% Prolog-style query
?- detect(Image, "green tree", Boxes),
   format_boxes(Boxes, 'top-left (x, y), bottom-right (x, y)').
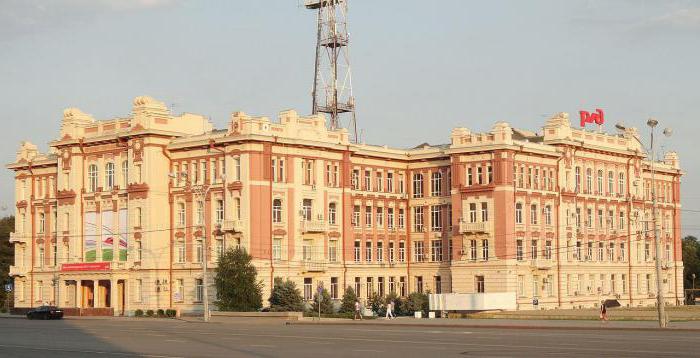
top-left (310, 288), bottom-right (334, 314)
top-left (0, 216), bottom-right (15, 310)
top-left (214, 247), bottom-right (263, 312)
top-left (401, 292), bottom-right (429, 316)
top-left (339, 286), bottom-right (358, 313)
top-left (268, 278), bottom-right (304, 312)
top-left (683, 236), bottom-right (700, 289)
top-left (367, 292), bottom-right (385, 316)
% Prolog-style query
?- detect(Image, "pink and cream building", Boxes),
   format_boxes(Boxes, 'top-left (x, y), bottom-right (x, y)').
top-left (7, 96), bottom-right (684, 315)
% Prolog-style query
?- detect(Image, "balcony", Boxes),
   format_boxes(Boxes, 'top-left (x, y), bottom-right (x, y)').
top-left (9, 232), bottom-right (26, 244)
top-left (459, 221), bottom-right (486, 234)
top-left (221, 220), bottom-right (244, 233)
top-left (303, 260), bottom-right (327, 272)
top-left (9, 265), bottom-right (26, 277)
top-left (530, 259), bottom-right (553, 270)
top-left (301, 220), bottom-right (327, 233)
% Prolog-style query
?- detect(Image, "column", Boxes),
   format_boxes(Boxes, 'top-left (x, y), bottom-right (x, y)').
top-left (110, 279), bottom-right (118, 316)
top-left (93, 280), bottom-right (99, 308)
top-left (77, 280), bottom-right (83, 308)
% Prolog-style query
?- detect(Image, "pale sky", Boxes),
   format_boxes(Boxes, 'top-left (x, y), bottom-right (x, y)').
top-left (1, 0), bottom-right (699, 237)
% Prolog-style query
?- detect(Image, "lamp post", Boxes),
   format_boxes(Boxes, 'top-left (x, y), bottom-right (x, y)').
top-left (616, 119), bottom-right (672, 328)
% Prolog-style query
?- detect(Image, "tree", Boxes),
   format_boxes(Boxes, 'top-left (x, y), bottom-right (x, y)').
top-left (367, 292), bottom-right (385, 316)
top-left (683, 236), bottom-right (700, 289)
top-left (268, 278), bottom-right (304, 312)
top-left (402, 292), bottom-right (429, 316)
top-left (0, 216), bottom-right (15, 310)
top-left (214, 247), bottom-right (263, 312)
top-left (310, 288), bottom-right (334, 314)
top-left (339, 286), bottom-right (358, 313)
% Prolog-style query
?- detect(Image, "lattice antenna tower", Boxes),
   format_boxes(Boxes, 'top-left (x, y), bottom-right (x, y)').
top-left (306, 0), bottom-right (358, 142)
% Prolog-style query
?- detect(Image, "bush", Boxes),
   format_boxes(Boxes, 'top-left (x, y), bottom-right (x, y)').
top-left (135, 309), bottom-right (144, 317)
top-left (146, 309), bottom-right (155, 317)
top-left (156, 309), bottom-right (166, 317)
top-left (310, 288), bottom-right (334, 315)
top-left (402, 292), bottom-right (429, 316)
top-left (268, 278), bottom-right (305, 312)
top-left (367, 292), bottom-right (385, 316)
top-left (339, 286), bottom-right (358, 314)
top-left (384, 292), bottom-right (401, 315)
top-left (165, 309), bottom-right (177, 318)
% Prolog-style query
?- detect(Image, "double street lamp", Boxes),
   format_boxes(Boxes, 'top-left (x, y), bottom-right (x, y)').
top-left (617, 118), bottom-right (672, 328)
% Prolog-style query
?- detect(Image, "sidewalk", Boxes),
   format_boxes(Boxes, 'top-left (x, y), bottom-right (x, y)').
top-left (289, 316), bottom-right (700, 331)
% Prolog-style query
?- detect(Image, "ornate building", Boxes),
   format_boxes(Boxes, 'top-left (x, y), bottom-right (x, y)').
top-left (7, 96), bottom-right (683, 315)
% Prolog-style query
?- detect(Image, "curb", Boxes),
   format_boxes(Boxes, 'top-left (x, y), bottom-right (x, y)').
top-left (0, 315), bottom-right (24, 319)
top-left (285, 320), bottom-right (700, 332)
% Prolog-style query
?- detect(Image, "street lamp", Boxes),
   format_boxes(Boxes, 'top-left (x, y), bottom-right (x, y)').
top-left (617, 119), bottom-right (672, 328)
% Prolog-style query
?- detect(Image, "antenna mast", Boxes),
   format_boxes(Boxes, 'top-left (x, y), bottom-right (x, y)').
top-left (306, 0), bottom-right (358, 143)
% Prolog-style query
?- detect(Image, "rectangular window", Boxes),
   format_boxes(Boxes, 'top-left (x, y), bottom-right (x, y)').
top-left (399, 277), bottom-right (406, 297)
top-left (416, 276), bottom-right (424, 294)
top-left (352, 205), bottom-right (360, 227)
top-left (387, 172), bottom-right (394, 192)
top-left (431, 240), bottom-right (443, 262)
top-left (365, 241), bottom-right (372, 262)
top-left (216, 199), bottom-right (224, 224)
top-left (354, 277), bottom-right (361, 298)
top-left (376, 172), bottom-right (383, 192)
top-left (469, 203), bottom-right (477, 223)
top-left (387, 208), bottom-right (394, 229)
top-left (134, 279), bottom-right (143, 302)
top-left (177, 244), bottom-right (185, 263)
top-left (431, 172), bottom-right (442, 196)
top-left (376, 207), bottom-right (383, 227)
top-left (329, 240), bottom-right (337, 262)
top-left (354, 241), bottom-right (361, 262)
top-left (378, 277), bottom-right (385, 296)
top-left (195, 279), bottom-right (203, 302)
top-left (475, 275), bottom-right (485, 293)
top-left (352, 169), bottom-right (360, 190)
top-left (304, 278), bottom-right (312, 300)
top-left (516, 240), bottom-right (524, 261)
top-left (398, 209), bottom-right (405, 229)
top-left (272, 238), bottom-right (282, 261)
top-left (330, 277), bottom-right (338, 299)
top-left (531, 240), bottom-right (538, 259)
top-left (482, 239), bottom-right (489, 261)
top-left (365, 206), bottom-right (372, 227)
top-left (195, 240), bottom-right (203, 263)
top-left (412, 173), bottom-right (423, 198)
top-left (389, 241), bottom-right (395, 262)
top-left (376, 241), bottom-right (384, 262)
top-left (470, 239), bottom-right (477, 261)
top-left (364, 170), bottom-right (371, 191)
top-left (430, 205), bottom-right (442, 231)
top-left (545, 240), bottom-right (552, 260)
top-left (413, 206), bottom-right (424, 232)
top-left (414, 241), bottom-right (424, 262)
top-left (366, 277), bottom-right (374, 298)
top-left (398, 173), bottom-right (405, 194)
top-left (481, 202), bottom-right (488, 222)
top-left (399, 241), bottom-right (406, 262)
top-left (175, 279), bottom-right (184, 302)
top-left (467, 167), bottom-right (473, 186)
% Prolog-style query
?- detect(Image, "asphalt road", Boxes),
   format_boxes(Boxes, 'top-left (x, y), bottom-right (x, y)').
top-left (0, 317), bottom-right (698, 358)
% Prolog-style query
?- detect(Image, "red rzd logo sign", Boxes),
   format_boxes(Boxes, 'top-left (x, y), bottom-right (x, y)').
top-left (579, 109), bottom-right (604, 127)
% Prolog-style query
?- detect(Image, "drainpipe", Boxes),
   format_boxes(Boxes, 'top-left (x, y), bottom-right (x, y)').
top-left (555, 152), bottom-right (565, 308)
top-left (626, 154), bottom-right (634, 306)
top-left (161, 146), bottom-right (174, 308)
top-left (28, 161), bottom-right (35, 307)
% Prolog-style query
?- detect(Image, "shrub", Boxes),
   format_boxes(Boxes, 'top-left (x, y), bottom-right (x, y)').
top-left (310, 288), bottom-right (334, 315)
top-left (0, 307), bottom-right (7, 314)
top-left (146, 309), bottom-right (155, 317)
top-left (268, 278), bottom-right (305, 312)
top-left (367, 292), bottom-right (385, 316)
top-left (134, 309), bottom-right (144, 317)
top-left (156, 309), bottom-right (166, 317)
top-left (165, 309), bottom-right (177, 318)
top-left (402, 292), bottom-right (429, 316)
top-left (339, 286), bottom-right (358, 314)
top-left (384, 292), bottom-right (401, 315)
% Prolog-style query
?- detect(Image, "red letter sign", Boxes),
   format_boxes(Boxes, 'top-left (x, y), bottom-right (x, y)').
top-left (579, 109), bottom-right (605, 127)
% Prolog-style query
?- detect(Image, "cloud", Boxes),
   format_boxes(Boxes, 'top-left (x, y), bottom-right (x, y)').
top-left (650, 7), bottom-right (700, 28)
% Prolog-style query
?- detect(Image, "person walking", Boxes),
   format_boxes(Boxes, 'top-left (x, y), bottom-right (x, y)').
top-left (600, 301), bottom-right (608, 322)
top-left (385, 300), bottom-right (395, 320)
top-left (354, 300), bottom-right (363, 321)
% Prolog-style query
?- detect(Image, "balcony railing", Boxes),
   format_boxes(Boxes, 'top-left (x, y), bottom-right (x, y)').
top-left (9, 265), bottom-right (26, 277)
top-left (301, 220), bottom-right (327, 233)
top-left (530, 259), bottom-right (553, 270)
top-left (303, 260), bottom-right (327, 272)
top-left (9, 232), bottom-right (26, 244)
top-left (221, 220), bottom-right (244, 233)
top-left (459, 221), bottom-right (486, 234)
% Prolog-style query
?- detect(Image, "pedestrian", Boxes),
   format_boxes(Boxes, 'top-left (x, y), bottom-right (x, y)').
top-left (354, 300), bottom-right (362, 321)
top-left (600, 301), bottom-right (608, 322)
top-left (385, 300), bottom-right (395, 320)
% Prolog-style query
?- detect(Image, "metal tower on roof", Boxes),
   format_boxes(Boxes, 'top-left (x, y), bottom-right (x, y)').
top-left (306, 0), bottom-right (358, 142)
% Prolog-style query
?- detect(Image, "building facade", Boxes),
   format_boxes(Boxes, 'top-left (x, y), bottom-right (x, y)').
top-left (7, 96), bottom-right (684, 315)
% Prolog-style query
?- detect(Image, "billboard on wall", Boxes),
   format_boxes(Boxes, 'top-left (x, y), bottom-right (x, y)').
top-left (101, 211), bottom-right (114, 261)
top-left (119, 208), bottom-right (128, 261)
top-left (84, 212), bottom-right (97, 262)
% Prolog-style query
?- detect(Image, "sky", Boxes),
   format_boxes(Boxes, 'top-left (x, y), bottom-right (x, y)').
top-left (1, 0), bottom-right (699, 237)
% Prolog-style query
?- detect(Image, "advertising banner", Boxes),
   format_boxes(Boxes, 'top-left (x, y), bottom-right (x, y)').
top-left (101, 211), bottom-right (114, 261)
top-left (84, 212), bottom-right (97, 262)
top-left (119, 208), bottom-right (128, 261)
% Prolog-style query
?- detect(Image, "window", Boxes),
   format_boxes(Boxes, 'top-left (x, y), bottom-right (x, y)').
top-left (481, 239), bottom-right (489, 260)
top-left (177, 244), bottom-right (185, 263)
top-left (620, 242), bottom-right (626, 261)
top-left (352, 206), bottom-right (360, 227)
top-left (431, 240), bottom-right (443, 262)
top-left (195, 240), bottom-right (203, 263)
top-left (469, 203), bottom-right (477, 223)
top-left (608, 210), bottom-right (615, 229)
top-left (329, 203), bottom-right (337, 225)
top-left (475, 275), bottom-right (485, 293)
top-left (329, 240), bottom-right (338, 262)
top-left (235, 198), bottom-right (241, 220)
top-left (272, 199), bottom-right (282, 223)
top-left (195, 279), bottom-right (203, 302)
top-left (387, 172), bottom-right (394, 192)
top-left (215, 200), bottom-right (224, 224)
top-left (622, 274), bottom-right (627, 294)
top-left (608, 171), bottom-right (614, 195)
top-left (413, 206), bottom-right (424, 232)
top-left (487, 165), bottom-right (493, 183)
top-left (530, 204), bottom-right (538, 225)
top-left (38, 247), bottom-right (45, 267)
top-left (398, 209), bottom-right (405, 229)
top-left (431, 172), bottom-right (442, 196)
top-left (134, 279), bottom-right (143, 302)
top-left (587, 208), bottom-right (592, 228)
top-left (389, 241), bottom-right (395, 262)
top-left (376, 241), bottom-right (384, 262)
top-left (467, 167), bottom-right (473, 186)
top-left (430, 205), bottom-right (442, 231)
top-left (354, 277), bottom-right (361, 298)
top-left (272, 238), bottom-right (282, 260)
top-left (364, 170), bottom-right (371, 191)
top-left (531, 240), bottom-right (538, 259)
top-left (304, 278), bottom-right (312, 300)
top-left (234, 156), bottom-right (241, 181)
top-left (177, 203), bottom-right (186, 227)
top-left (196, 201), bottom-right (204, 226)
top-left (414, 241), bottom-right (424, 262)
top-left (389, 277), bottom-right (396, 294)
top-left (515, 203), bottom-right (523, 224)
top-left (38, 213), bottom-right (45, 234)
top-left (351, 170), bottom-right (360, 190)
top-left (609, 242), bottom-right (615, 261)
top-left (534, 168), bottom-right (539, 189)
top-left (416, 276), bottom-right (424, 293)
top-left (545, 275), bottom-right (554, 296)
top-left (481, 203), bottom-right (488, 222)
top-left (376, 207), bottom-right (384, 227)
top-left (365, 206), bottom-right (372, 227)
top-left (575, 167), bottom-right (581, 192)
top-left (516, 240), bottom-right (524, 261)
top-left (597, 209), bottom-right (604, 228)
top-left (597, 169), bottom-right (603, 194)
top-left (387, 208), bottom-right (394, 229)
top-left (121, 160), bottom-right (129, 188)
top-left (366, 277), bottom-right (374, 297)
top-left (378, 277), bottom-right (385, 296)
top-left (399, 241), bottom-right (406, 262)
top-left (354, 241), bottom-right (361, 262)
top-left (544, 205), bottom-right (552, 226)
top-left (412, 173), bottom-right (423, 198)
top-left (88, 164), bottom-right (98, 192)
top-left (618, 173), bottom-right (625, 196)
top-left (470, 239), bottom-right (477, 261)
top-left (303, 240), bottom-right (313, 261)
top-left (303, 199), bottom-right (313, 221)
top-left (586, 168), bottom-right (592, 193)
top-left (330, 277), bottom-right (338, 299)
top-left (215, 239), bottom-right (224, 260)
top-left (376, 172), bottom-right (383, 192)
top-left (136, 241), bottom-right (142, 262)
top-left (398, 173), bottom-right (405, 194)
top-left (365, 241), bottom-right (372, 262)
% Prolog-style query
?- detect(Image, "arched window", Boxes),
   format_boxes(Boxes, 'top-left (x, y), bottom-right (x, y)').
top-left (328, 203), bottom-right (337, 225)
top-left (515, 203), bottom-right (523, 224)
top-left (272, 199), bottom-right (282, 223)
top-left (105, 162), bottom-right (115, 190)
top-left (88, 164), bottom-right (98, 192)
